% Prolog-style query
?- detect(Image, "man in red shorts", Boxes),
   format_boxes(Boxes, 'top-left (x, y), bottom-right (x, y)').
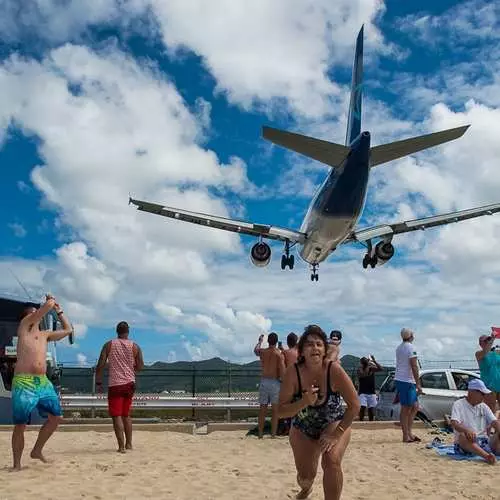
top-left (95, 321), bottom-right (144, 452)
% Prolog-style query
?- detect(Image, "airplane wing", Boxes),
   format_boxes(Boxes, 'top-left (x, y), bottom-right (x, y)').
top-left (345, 202), bottom-right (500, 243)
top-left (129, 198), bottom-right (306, 243)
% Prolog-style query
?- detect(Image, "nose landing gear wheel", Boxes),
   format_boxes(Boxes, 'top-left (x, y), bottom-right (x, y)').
top-left (310, 264), bottom-right (319, 281)
top-left (281, 241), bottom-right (295, 270)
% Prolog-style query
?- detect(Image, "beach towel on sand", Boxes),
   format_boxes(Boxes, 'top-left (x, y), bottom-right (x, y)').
top-left (427, 438), bottom-right (500, 462)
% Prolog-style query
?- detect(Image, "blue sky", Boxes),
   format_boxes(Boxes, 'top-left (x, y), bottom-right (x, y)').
top-left (1, 0), bottom-right (500, 367)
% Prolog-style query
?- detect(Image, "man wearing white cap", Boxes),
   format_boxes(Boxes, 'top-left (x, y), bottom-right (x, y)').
top-left (394, 328), bottom-right (422, 443)
top-left (450, 379), bottom-right (499, 464)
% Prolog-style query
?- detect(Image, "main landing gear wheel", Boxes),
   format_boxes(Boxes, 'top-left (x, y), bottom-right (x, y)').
top-left (310, 264), bottom-right (319, 281)
top-left (362, 253), bottom-right (377, 269)
top-left (281, 240), bottom-right (295, 270)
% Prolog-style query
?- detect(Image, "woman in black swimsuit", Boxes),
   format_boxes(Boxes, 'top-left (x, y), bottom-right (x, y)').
top-left (278, 325), bottom-right (359, 500)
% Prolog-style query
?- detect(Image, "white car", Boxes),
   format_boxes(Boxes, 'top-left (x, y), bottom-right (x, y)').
top-left (375, 368), bottom-right (481, 422)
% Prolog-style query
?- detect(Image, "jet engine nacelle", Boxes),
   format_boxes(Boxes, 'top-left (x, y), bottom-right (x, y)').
top-left (250, 242), bottom-right (271, 267)
top-left (373, 241), bottom-right (394, 267)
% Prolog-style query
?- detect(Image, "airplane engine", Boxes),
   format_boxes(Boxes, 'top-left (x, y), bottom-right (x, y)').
top-left (374, 241), bottom-right (394, 266)
top-left (250, 242), bottom-right (271, 267)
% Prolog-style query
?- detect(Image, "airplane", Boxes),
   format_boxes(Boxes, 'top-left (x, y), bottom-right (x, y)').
top-left (129, 25), bottom-right (500, 282)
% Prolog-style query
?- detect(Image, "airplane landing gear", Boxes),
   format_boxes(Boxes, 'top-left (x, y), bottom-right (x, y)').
top-left (310, 264), bottom-right (319, 281)
top-left (281, 240), bottom-right (295, 270)
top-left (362, 239), bottom-right (377, 269)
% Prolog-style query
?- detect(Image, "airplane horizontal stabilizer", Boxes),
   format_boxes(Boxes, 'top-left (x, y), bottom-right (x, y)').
top-left (370, 125), bottom-right (470, 167)
top-left (262, 126), bottom-right (349, 168)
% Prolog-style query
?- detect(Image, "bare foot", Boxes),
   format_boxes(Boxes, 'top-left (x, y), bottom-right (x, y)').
top-left (125, 444), bottom-right (133, 451)
top-left (30, 451), bottom-right (52, 463)
top-left (9, 465), bottom-right (23, 472)
top-left (485, 453), bottom-right (496, 465)
top-left (117, 448), bottom-right (126, 454)
top-left (296, 486), bottom-right (312, 499)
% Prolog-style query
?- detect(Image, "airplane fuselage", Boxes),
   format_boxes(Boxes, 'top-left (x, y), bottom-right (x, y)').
top-left (299, 131), bottom-right (371, 264)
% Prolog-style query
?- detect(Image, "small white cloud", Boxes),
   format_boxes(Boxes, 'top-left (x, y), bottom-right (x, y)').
top-left (8, 223), bottom-right (27, 238)
top-left (76, 352), bottom-right (88, 366)
top-left (17, 180), bottom-right (31, 193)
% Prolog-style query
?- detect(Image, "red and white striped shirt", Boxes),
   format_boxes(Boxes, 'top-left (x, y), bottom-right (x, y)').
top-left (108, 338), bottom-right (136, 387)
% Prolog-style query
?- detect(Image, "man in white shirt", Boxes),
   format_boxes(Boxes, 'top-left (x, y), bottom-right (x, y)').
top-left (451, 379), bottom-right (499, 465)
top-left (394, 328), bottom-right (422, 443)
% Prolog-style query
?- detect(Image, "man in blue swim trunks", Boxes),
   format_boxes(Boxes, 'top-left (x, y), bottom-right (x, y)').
top-left (394, 328), bottom-right (422, 443)
top-left (11, 294), bottom-right (73, 471)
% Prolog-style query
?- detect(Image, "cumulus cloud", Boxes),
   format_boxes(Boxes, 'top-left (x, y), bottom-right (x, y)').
top-left (76, 352), bottom-right (89, 366)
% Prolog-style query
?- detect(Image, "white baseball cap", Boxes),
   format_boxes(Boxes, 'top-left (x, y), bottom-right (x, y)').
top-left (468, 379), bottom-right (491, 394)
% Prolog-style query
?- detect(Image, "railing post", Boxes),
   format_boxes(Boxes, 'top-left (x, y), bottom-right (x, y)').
top-left (191, 365), bottom-right (196, 419)
top-left (91, 366), bottom-right (96, 419)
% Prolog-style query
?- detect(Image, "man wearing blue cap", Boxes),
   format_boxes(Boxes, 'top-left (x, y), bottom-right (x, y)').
top-left (450, 378), bottom-right (499, 464)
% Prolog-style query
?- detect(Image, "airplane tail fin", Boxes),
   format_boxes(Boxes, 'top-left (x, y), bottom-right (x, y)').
top-left (345, 25), bottom-right (364, 146)
top-left (369, 125), bottom-right (470, 167)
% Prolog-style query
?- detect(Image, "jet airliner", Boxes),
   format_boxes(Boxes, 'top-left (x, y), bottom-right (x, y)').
top-left (130, 26), bottom-right (500, 281)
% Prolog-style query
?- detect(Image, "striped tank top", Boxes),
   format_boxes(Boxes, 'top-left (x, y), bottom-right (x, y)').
top-left (108, 338), bottom-right (136, 387)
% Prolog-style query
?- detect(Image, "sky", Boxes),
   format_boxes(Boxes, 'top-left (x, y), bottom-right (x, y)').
top-left (1, 0), bottom-right (500, 367)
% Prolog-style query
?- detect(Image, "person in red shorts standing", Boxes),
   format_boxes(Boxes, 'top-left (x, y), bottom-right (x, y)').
top-left (95, 321), bottom-right (144, 453)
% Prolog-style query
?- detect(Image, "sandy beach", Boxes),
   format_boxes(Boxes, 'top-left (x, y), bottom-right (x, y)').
top-left (0, 427), bottom-right (497, 500)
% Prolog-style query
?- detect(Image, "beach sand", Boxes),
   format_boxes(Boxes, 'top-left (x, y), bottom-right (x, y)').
top-left (0, 427), bottom-right (497, 499)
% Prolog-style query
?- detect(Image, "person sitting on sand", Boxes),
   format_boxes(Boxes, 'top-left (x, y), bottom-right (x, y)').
top-left (450, 378), bottom-right (499, 465)
top-left (11, 294), bottom-right (73, 471)
top-left (254, 332), bottom-right (285, 438)
top-left (278, 325), bottom-right (360, 500)
top-left (95, 321), bottom-right (144, 453)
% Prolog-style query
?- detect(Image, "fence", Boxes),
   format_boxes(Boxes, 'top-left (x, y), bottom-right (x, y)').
top-left (58, 359), bottom-right (479, 398)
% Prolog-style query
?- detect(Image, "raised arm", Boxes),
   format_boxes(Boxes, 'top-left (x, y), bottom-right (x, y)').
top-left (134, 344), bottom-right (145, 372)
top-left (476, 336), bottom-right (494, 362)
top-left (46, 302), bottom-right (73, 342)
top-left (21, 295), bottom-right (55, 329)
top-left (95, 342), bottom-right (111, 385)
top-left (254, 334), bottom-right (264, 357)
top-left (369, 356), bottom-right (383, 372)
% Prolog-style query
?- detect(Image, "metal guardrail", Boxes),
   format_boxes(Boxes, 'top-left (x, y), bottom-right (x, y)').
top-left (60, 394), bottom-right (260, 409)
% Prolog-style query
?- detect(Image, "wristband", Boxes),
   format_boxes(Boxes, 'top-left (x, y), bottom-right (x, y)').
top-left (336, 425), bottom-right (346, 433)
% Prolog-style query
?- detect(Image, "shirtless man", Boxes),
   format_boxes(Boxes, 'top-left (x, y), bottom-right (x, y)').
top-left (11, 294), bottom-right (73, 471)
top-left (254, 332), bottom-right (286, 438)
top-left (283, 332), bottom-right (299, 368)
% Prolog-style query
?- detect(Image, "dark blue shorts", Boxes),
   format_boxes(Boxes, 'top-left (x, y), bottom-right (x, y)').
top-left (395, 380), bottom-right (418, 407)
